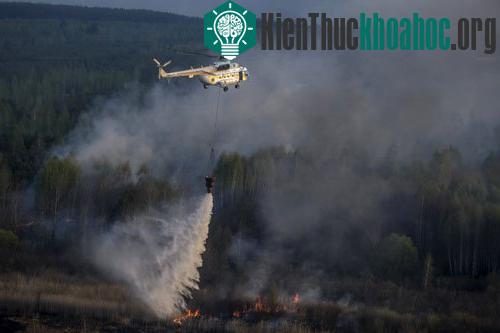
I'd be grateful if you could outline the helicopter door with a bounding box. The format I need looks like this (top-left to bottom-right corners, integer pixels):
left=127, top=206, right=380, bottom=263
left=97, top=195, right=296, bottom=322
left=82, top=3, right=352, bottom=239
left=239, top=71, right=243, bottom=81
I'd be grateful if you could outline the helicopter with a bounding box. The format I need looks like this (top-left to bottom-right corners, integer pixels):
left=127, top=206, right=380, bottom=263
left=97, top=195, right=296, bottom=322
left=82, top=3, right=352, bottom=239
left=153, top=53, right=249, bottom=91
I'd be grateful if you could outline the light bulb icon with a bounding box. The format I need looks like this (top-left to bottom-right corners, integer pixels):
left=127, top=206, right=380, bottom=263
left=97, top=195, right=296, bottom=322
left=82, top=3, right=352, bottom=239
left=214, top=10, right=246, bottom=60
left=204, top=1, right=256, bottom=60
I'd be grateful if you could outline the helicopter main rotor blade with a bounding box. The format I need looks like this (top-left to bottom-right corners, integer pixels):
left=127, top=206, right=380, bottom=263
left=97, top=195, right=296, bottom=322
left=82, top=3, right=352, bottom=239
left=153, top=58, right=161, bottom=67
left=174, top=49, right=219, bottom=59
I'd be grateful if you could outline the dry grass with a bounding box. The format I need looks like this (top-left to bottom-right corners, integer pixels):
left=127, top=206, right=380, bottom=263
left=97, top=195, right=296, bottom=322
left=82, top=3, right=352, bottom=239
left=0, top=271, right=499, bottom=332
left=0, top=270, right=149, bottom=321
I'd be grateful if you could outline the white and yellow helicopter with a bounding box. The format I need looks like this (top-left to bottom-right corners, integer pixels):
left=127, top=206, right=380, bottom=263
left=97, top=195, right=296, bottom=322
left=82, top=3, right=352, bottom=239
left=153, top=57, right=249, bottom=91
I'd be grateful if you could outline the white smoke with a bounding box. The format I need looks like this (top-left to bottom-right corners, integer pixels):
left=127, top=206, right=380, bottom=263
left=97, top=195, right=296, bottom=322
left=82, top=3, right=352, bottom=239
left=92, top=194, right=213, bottom=317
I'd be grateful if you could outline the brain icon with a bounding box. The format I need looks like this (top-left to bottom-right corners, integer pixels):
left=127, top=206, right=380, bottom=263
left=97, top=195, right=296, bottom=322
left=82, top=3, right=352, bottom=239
left=216, top=13, right=244, bottom=41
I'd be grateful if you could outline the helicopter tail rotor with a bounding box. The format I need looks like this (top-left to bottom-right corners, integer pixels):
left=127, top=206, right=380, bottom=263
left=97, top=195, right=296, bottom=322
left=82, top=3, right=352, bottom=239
left=153, top=58, right=172, bottom=79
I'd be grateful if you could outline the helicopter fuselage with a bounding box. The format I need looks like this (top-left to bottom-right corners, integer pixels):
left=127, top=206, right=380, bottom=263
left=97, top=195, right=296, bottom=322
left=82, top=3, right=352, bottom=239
left=199, top=62, right=249, bottom=88
left=154, top=58, right=249, bottom=90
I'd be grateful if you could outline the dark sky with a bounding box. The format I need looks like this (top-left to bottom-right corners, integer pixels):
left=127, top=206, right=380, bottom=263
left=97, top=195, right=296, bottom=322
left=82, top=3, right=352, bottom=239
left=9, top=0, right=499, bottom=17
left=2, top=0, right=335, bottom=16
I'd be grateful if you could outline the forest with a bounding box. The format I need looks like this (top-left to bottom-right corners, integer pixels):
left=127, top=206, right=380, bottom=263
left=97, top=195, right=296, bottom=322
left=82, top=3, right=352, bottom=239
left=0, top=2, right=499, bottom=333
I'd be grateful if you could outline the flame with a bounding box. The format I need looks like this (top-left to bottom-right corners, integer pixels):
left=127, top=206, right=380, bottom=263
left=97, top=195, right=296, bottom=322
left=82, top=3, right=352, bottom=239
left=173, top=309, right=200, bottom=325
left=173, top=293, right=302, bottom=323
left=231, top=293, right=301, bottom=318
left=254, top=297, right=265, bottom=312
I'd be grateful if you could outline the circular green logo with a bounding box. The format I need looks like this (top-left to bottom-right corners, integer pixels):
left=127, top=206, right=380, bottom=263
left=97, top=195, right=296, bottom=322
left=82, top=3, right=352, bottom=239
left=204, top=1, right=256, bottom=60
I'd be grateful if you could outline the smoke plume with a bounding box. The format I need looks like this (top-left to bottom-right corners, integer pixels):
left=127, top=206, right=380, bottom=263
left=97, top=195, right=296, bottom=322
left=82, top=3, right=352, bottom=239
left=51, top=0, right=499, bottom=306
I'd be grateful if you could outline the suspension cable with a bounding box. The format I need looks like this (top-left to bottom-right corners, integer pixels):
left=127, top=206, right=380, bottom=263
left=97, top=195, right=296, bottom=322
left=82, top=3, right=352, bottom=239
left=207, top=88, right=222, bottom=173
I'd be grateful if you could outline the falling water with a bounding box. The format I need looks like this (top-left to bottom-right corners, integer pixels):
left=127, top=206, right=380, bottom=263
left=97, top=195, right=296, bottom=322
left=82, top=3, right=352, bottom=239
left=92, top=194, right=214, bottom=317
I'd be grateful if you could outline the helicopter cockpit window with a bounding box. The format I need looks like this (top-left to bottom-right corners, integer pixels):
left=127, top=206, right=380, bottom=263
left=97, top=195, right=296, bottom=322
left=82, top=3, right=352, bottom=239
left=217, top=64, right=230, bottom=71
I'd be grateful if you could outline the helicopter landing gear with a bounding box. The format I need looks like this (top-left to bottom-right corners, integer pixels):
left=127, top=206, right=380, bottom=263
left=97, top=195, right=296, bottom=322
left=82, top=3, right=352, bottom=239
left=235, top=84, right=240, bottom=89
left=203, top=84, right=208, bottom=89
left=223, top=86, right=228, bottom=92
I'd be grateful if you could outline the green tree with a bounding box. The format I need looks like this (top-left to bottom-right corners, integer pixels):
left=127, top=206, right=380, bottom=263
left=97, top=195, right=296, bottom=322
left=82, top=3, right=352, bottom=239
left=36, top=156, right=81, bottom=217
left=482, top=152, right=500, bottom=191
left=0, top=229, right=20, bottom=269
left=372, top=233, right=419, bottom=281
left=0, top=162, right=12, bottom=228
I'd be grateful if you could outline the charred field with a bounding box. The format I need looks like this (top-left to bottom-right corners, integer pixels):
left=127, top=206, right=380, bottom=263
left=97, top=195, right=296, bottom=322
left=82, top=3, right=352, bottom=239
left=0, top=271, right=499, bottom=333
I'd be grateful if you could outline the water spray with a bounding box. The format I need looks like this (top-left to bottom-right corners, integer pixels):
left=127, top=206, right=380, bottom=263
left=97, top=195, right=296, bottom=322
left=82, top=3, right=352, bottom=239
left=92, top=194, right=214, bottom=317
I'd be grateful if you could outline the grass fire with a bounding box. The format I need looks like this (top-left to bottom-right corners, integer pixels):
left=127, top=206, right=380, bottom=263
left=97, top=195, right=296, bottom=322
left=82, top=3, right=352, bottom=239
left=173, top=309, right=201, bottom=325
